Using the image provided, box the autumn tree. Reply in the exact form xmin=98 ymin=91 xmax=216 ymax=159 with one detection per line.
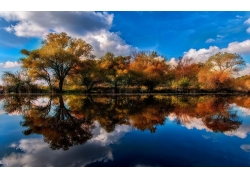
xmin=198 ymin=52 xmax=245 ymax=91
xmin=130 ymin=51 xmax=170 ymax=92
xmin=100 ymin=52 xmax=130 ymax=93
xmin=70 ymin=58 xmax=105 ymax=92
xmin=1 ymin=71 xmax=37 ymax=93
xmin=172 ymin=57 xmax=200 ymax=90
xmin=20 ymin=49 xmax=56 ymax=91
xmin=233 ymin=75 xmax=250 ymax=92
xmin=20 ymin=32 xmax=93 ymax=93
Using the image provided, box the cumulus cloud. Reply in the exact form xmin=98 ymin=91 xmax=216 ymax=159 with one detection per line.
xmin=226 ymin=40 xmax=250 ymax=54
xmin=0 ymin=61 xmax=21 ymax=68
xmin=183 ymin=46 xmax=220 ymax=63
xmin=183 ymin=39 xmax=250 ymax=63
xmin=240 ymin=144 xmax=250 ymax=152
xmin=0 ymin=11 xmax=113 ymax=37
xmin=206 ymin=38 xmax=215 ymax=43
xmin=0 ymin=11 xmax=135 ymax=57
xmin=83 ymin=30 xmax=136 ymax=57
xmin=168 ymin=58 xmax=178 ymax=67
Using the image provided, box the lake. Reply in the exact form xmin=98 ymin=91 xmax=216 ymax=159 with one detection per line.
xmin=0 ymin=94 xmax=250 ymax=167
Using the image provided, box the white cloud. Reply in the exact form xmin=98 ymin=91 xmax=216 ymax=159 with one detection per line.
xmin=225 ymin=40 xmax=250 ymax=54
xmin=183 ymin=39 xmax=250 ymax=63
xmin=0 ymin=11 xmax=113 ymax=37
xmin=244 ymin=18 xmax=250 ymax=25
xmin=239 ymin=63 xmax=250 ymax=76
xmin=168 ymin=112 xmax=250 ymax=139
xmin=236 ymin=15 xmax=243 ymax=19
xmin=240 ymin=144 xmax=250 ymax=152
xmin=0 ymin=11 xmax=135 ymax=57
xmin=90 ymin=121 xmax=131 ymax=146
xmin=234 ymin=105 xmax=250 ymax=116
xmin=206 ymin=38 xmax=215 ymax=43
xmin=183 ymin=117 xmax=212 ymax=132
xmin=183 ymin=46 xmax=220 ymax=63
xmin=224 ymin=124 xmax=250 ymax=139
xmin=168 ymin=58 xmax=178 ymax=67
xmin=167 ymin=113 xmax=177 ymax=121
xmin=246 ymin=27 xmax=250 ymax=33
xmin=0 ymin=61 xmax=21 ymax=68
xmin=0 ymin=137 xmax=113 ymax=167
xmin=206 ymin=35 xmax=223 ymax=44
xmin=217 ymin=35 xmax=224 ymax=38
xmin=31 ymin=97 xmax=51 ymax=107
xmin=82 ymin=30 xmax=136 ymax=57
xmin=4 ymin=26 xmax=13 ymax=33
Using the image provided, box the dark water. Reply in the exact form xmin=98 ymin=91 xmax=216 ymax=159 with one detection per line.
xmin=0 ymin=94 xmax=250 ymax=167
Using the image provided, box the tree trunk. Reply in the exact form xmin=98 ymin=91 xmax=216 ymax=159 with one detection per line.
xmin=86 ymin=81 xmax=95 ymax=93
xmin=59 ymin=77 xmax=65 ymax=93
xmin=114 ymin=80 xmax=118 ymax=94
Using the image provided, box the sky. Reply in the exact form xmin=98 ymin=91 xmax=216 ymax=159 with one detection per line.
xmin=1 ymin=11 xmax=250 ymax=84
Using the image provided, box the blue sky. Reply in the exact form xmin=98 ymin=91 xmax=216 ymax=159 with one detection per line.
xmin=1 ymin=11 xmax=250 ymax=83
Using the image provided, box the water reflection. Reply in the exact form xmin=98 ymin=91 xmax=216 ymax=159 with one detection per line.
xmin=172 ymin=96 xmax=242 ymax=133
xmin=1 ymin=95 xmax=247 ymax=151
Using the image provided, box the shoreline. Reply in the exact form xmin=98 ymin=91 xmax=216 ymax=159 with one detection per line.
xmin=1 ymin=92 xmax=250 ymax=96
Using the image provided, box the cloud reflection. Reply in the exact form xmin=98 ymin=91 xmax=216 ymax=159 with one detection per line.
xmin=0 ymin=122 xmax=131 ymax=167
xmin=240 ymin=144 xmax=250 ymax=152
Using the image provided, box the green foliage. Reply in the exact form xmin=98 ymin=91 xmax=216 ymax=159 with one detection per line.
xmin=178 ymin=77 xmax=190 ymax=89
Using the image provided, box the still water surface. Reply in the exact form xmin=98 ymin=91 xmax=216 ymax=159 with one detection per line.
xmin=0 ymin=94 xmax=250 ymax=167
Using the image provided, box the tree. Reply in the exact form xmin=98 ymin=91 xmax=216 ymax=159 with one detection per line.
xmin=100 ymin=52 xmax=130 ymax=93
xmin=172 ymin=57 xmax=200 ymax=90
xmin=130 ymin=51 xmax=170 ymax=92
xmin=20 ymin=49 xmax=56 ymax=91
xmin=198 ymin=52 xmax=245 ymax=91
xmin=1 ymin=71 xmax=37 ymax=93
xmin=70 ymin=58 xmax=105 ymax=93
xmin=20 ymin=32 xmax=93 ymax=93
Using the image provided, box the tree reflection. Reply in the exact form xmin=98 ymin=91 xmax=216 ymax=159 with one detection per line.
xmin=128 ymin=95 xmax=173 ymax=133
xmin=198 ymin=97 xmax=241 ymax=132
xmin=20 ymin=95 xmax=94 ymax=150
xmin=3 ymin=95 xmax=36 ymax=115
xmin=173 ymin=96 xmax=242 ymax=133
xmin=2 ymin=94 xmax=245 ymax=150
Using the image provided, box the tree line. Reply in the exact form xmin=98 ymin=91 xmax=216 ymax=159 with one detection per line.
xmin=1 ymin=32 xmax=249 ymax=94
